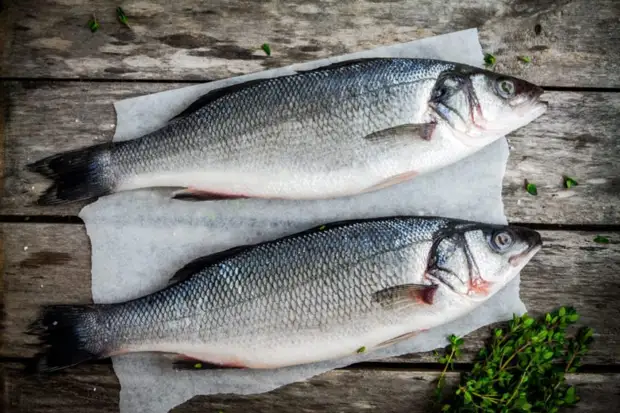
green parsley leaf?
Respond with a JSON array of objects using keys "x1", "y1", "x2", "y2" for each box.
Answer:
[
  {"x1": 484, "y1": 53, "x2": 496, "y2": 68},
  {"x1": 261, "y1": 43, "x2": 271, "y2": 56},
  {"x1": 564, "y1": 176, "x2": 578, "y2": 188},
  {"x1": 524, "y1": 179, "x2": 538, "y2": 195},
  {"x1": 594, "y1": 235, "x2": 610, "y2": 244},
  {"x1": 518, "y1": 55, "x2": 532, "y2": 63},
  {"x1": 87, "y1": 15, "x2": 100, "y2": 33},
  {"x1": 116, "y1": 7, "x2": 130, "y2": 27},
  {"x1": 356, "y1": 346, "x2": 366, "y2": 354}
]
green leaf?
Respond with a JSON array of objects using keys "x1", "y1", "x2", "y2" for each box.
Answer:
[
  {"x1": 568, "y1": 313, "x2": 579, "y2": 322},
  {"x1": 524, "y1": 317, "x2": 535, "y2": 327},
  {"x1": 543, "y1": 351, "x2": 554, "y2": 360},
  {"x1": 442, "y1": 404, "x2": 451, "y2": 412},
  {"x1": 261, "y1": 43, "x2": 271, "y2": 56},
  {"x1": 356, "y1": 346, "x2": 366, "y2": 354},
  {"x1": 559, "y1": 307, "x2": 566, "y2": 317},
  {"x1": 484, "y1": 53, "x2": 496, "y2": 67},
  {"x1": 87, "y1": 15, "x2": 100, "y2": 33},
  {"x1": 563, "y1": 176, "x2": 578, "y2": 188},
  {"x1": 464, "y1": 390, "x2": 473, "y2": 403},
  {"x1": 545, "y1": 313, "x2": 552, "y2": 323},
  {"x1": 565, "y1": 386, "x2": 577, "y2": 404},
  {"x1": 518, "y1": 55, "x2": 532, "y2": 63},
  {"x1": 594, "y1": 235, "x2": 610, "y2": 244},
  {"x1": 116, "y1": 7, "x2": 129, "y2": 27},
  {"x1": 524, "y1": 180, "x2": 538, "y2": 195}
]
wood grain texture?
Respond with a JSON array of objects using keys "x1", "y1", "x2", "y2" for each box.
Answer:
[
  {"x1": 3, "y1": 363, "x2": 619, "y2": 413},
  {"x1": 2, "y1": 223, "x2": 619, "y2": 365},
  {"x1": 1, "y1": 81, "x2": 619, "y2": 224},
  {"x1": 0, "y1": 0, "x2": 619, "y2": 87}
]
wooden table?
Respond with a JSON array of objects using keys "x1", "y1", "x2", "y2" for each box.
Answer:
[{"x1": 1, "y1": 1, "x2": 619, "y2": 411}]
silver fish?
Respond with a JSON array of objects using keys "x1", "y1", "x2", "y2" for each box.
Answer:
[
  {"x1": 28, "y1": 58, "x2": 547, "y2": 205},
  {"x1": 31, "y1": 216, "x2": 541, "y2": 372}
]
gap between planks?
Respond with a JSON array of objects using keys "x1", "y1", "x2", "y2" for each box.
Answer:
[{"x1": 2, "y1": 77, "x2": 620, "y2": 93}]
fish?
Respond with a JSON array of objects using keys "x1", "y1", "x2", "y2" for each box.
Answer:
[
  {"x1": 27, "y1": 58, "x2": 548, "y2": 205},
  {"x1": 29, "y1": 216, "x2": 542, "y2": 372}
]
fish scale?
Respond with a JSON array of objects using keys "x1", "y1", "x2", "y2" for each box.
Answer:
[
  {"x1": 28, "y1": 58, "x2": 546, "y2": 204},
  {"x1": 85, "y1": 218, "x2": 445, "y2": 355},
  {"x1": 32, "y1": 216, "x2": 541, "y2": 371}
]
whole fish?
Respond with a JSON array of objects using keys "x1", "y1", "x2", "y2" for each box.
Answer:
[
  {"x1": 28, "y1": 58, "x2": 547, "y2": 205},
  {"x1": 31, "y1": 216, "x2": 541, "y2": 371}
]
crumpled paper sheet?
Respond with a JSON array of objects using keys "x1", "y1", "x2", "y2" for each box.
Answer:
[{"x1": 79, "y1": 28, "x2": 527, "y2": 413}]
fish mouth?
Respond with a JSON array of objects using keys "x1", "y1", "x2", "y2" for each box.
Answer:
[{"x1": 509, "y1": 230, "x2": 543, "y2": 267}]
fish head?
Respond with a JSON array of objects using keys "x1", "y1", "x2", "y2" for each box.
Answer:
[
  {"x1": 427, "y1": 223, "x2": 542, "y2": 302},
  {"x1": 428, "y1": 67, "x2": 548, "y2": 146}
]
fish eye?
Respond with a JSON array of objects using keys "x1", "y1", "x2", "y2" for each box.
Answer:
[
  {"x1": 489, "y1": 230, "x2": 514, "y2": 252},
  {"x1": 496, "y1": 79, "x2": 516, "y2": 98}
]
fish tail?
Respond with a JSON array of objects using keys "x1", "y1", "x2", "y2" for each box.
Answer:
[
  {"x1": 27, "y1": 143, "x2": 115, "y2": 205},
  {"x1": 28, "y1": 304, "x2": 110, "y2": 373}
]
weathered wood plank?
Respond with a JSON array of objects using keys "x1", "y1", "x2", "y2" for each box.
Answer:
[
  {"x1": 1, "y1": 82, "x2": 619, "y2": 224},
  {"x1": 2, "y1": 223, "x2": 619, "y2": 365},
  {"x1": 3, "y1": 363, "x2": 619, "y2": 413},
  {"x1": 1, "y1": 0, "x2": 619, "y2": 87}
]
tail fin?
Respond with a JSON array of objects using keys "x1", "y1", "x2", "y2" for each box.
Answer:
[
  {"x1": 28, "y1": 305, "x2": 108, "y2": 373},
  {"x1": 27, "y1": 143, "x2": 114, "y2": 205}
]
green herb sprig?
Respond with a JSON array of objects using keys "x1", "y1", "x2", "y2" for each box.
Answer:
[
  {"x1": 436, "y1": 308, "x2": 593, "y2": 412},
  {"x1": 116, "y1": 7, "x2": 130, "y2": 27},
  {"x1": 87, "y1": 15, "x2": 100, "y2": 33}
]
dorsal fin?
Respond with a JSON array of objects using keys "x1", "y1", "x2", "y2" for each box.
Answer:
[
  {"x1": 167, "y1": 245, "x2": 253, "y2": 285},
  {"x1": 295, "y1": 58, "x2": 385, "y2": 74},
  {"x1": 169, "y1": 77, "x2": 272, "y2": 122}
]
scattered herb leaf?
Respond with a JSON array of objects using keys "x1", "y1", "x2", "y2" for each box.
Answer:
[
  {"x1": 518, "y1": 55, "x2": 532, "y2": 63},
  {"x1": 87, "y1": 15, "x2": 100, "y2": 33},
  {"x1": 193, "y1": 362, "x2": 202, "y2": 369},
  {"x1": 261, "y1": 43, "x2": 271, "y2": 56},
  {"x1": 594, "y1": 235, "x2": 610, "y2": 244},
  {"x1": 357, "y1": 346, "x2": 366, "y2": 354},
  {"x1": 116, "y1": 7, "x2": 130, "y2": 27},
  {"x1": 564, "y1": 176, "x2": 578, "y2": 189},
  {"x1": 319, "y1": 225, "x2": 326, "y2": 231},
  {"x1": 436, "y1": 308, "x2": 593, "y2": 412},
  {"x1": 483, "y1": 53, "x2": 496, "y2": 68},
  {"x1": 524, "y1": 179, "x2": 538, "y2": 196}
]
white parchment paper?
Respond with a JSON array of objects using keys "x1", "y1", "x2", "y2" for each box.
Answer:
[{"x1": 79, "y1": 29, "x2": 527, "y2": 413}]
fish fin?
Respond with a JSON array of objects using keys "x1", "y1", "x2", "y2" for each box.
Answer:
[
  {"x1": 375, "y1": 331, "x2": 420, "y2": 349},
  {"x1": 171, "y1": 187, "x2": 248, "y2": 202},
  {"x1": 172, "y1": 356, "x2": 246, "y2": 370},
  {"x1": 295, "y1": 58, "x2": 385, "y2": 73},
  {"x1": 167, "y1": 245, "x2": 255, "y2": 285},
  {"x1": 362, "y1": 171, "x2": 419, "y2": 193},
  {"x1": 372, "y1": 284, "x2": 439, "y2": 310},
  {"x1": 169, "y1": 78, "x2": 272, "y2": 122},
  {"x1": 26, "y1": 143, "x2": 114, "y2": 205},
  {"x1": 363, "y1": 124, "x2": 434, "y2": 144},
  {"x1": 27, "y1": 305, "x2": 108, "y2": 373}
]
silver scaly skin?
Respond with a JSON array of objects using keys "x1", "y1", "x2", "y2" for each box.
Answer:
[
  {"x1": 31, "y1": 216, "x2": 542, "y2": 372},
  {"x1": 28, "y1": 58, "x2": 547, "y2": 205}
]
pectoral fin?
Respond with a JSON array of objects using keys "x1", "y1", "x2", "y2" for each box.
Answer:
[
  {"x1": 372, "y1": 284, "x2": 439, "y2": 311},
  {"x1": 363, "y1": 124, "x2": 435, "y2": 144}
]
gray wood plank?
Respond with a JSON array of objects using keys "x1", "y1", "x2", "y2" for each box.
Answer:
[
  {"x1": 2, "y1": 223, "x2": 619, "y2": 365},
  {"x1": 1, "y1": 0, "x2": 619, "y2": 87},
  {"x1": 3, "y1": 362, "x2": 619, "y2": 413},
  {"x1": 1, "y1": 81, "x2": 618, "y2": 224}
]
